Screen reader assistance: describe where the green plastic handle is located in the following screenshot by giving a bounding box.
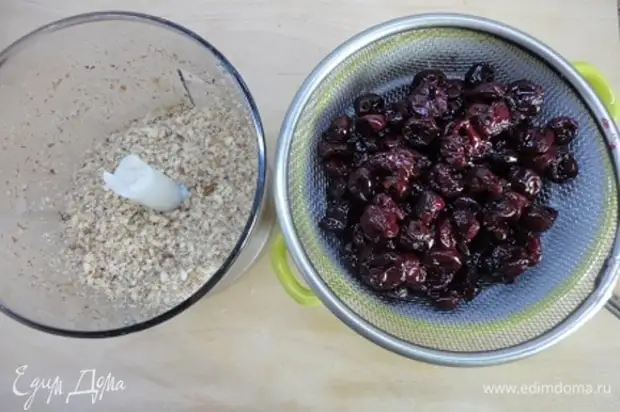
[270,232,321,306]
[573,61,620,121]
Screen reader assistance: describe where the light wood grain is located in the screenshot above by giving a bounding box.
[1,1,620,411]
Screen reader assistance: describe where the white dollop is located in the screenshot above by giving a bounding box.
[103,154,189,212]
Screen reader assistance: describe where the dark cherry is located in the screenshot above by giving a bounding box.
[517,127,554,154]
[523,144,558,174]
[381,175,410,201]
[428,163,466,199]
[464,62,495,88]
[439,121,492,169]
[481,212,512,241]
[356,114,388,135]
[373,193,406,220]
[433,290,462,310]
[425,270,456,292]
[471,100,513,138]
[319,200,350,233]
[412,69,448,89]
[366,250,402,268]
[354,93,385,116]
[443,79,466,121]
[525,235,543,266]
[319,216,347,232]
[424,248,463,275]
[386,101,411,130]
[363,251,427,292]
[402,116,441,148]
[453,196,481,213]
[547,116,579,145]
[465,82,508,102]
[451,208,481,244]
[377,238,397,251]
[323,115,353,143]
[414,190,446,226]
[360,204,400,242]
[352,151,370,168]
[318,141,351,159]
[343,241,359,269]
[326,200,350,220]
[436,216,457,249]
[486,136,519,173]
[446,79,465,99]
[503,191,531,221]
[461,283,481,302]
[384,287,413,301]
[479,244,512,275]
[520,205,558,232]
[507,167,543,198]
[323,159,351,178]
[401,254,427,291]
[367,148,430,180]
[409,181,426,201]
[466,166,504,198]
[355,133,381,154]
[499,247,530,281]
[327,177,348,199]
[452,266,481,301]
[444,100,465,123]
[380,134,407,151]
[398,201,415,218]
[363,266,406,291]
[483,192,529,228]
[451,120,493,163]
[398,220,435,252]
[407,83,449,119]
[348,167,376,202]
[351,224,366,248]
[467,102,490,118]
[439,133,469,170]
[357,244,377,269]
[508,79,544,119]
[547,152,579,183]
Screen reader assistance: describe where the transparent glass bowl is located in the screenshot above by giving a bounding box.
[0,12,268,337]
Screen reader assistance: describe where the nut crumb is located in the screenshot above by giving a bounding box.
[61,104,258,313]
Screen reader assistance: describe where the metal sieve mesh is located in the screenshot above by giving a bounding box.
[284,26,619,354]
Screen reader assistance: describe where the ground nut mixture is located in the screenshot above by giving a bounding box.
[61,104,258,311]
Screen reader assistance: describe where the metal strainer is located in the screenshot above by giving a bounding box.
[273,14,620,366]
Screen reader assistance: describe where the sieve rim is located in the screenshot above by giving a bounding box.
[274,13,620,366]
[0,11,268,338]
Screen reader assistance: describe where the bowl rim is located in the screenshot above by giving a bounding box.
[0,11,268,338]
[274,12,620,366]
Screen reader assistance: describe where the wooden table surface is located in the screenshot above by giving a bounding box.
[1,0,620,411]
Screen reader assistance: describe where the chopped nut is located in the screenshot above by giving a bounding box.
[179,270,188,282]
[60,103,257,312]
[203,182,218,196]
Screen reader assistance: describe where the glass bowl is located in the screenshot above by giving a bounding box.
[0,11,268,337]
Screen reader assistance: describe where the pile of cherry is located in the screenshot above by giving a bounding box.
[317,62,580,310]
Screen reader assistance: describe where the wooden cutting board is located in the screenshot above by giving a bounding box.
[1,0,619,411]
